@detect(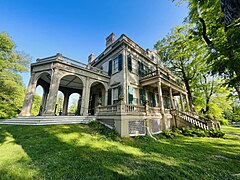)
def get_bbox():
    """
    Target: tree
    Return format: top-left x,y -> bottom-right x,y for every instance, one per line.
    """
193,73 -> 232,124
173,0 -> 240,100
68,98 -> 78,115
31,94 -> 42,116
0,32 -> 30,119
155,24 -> 206,111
